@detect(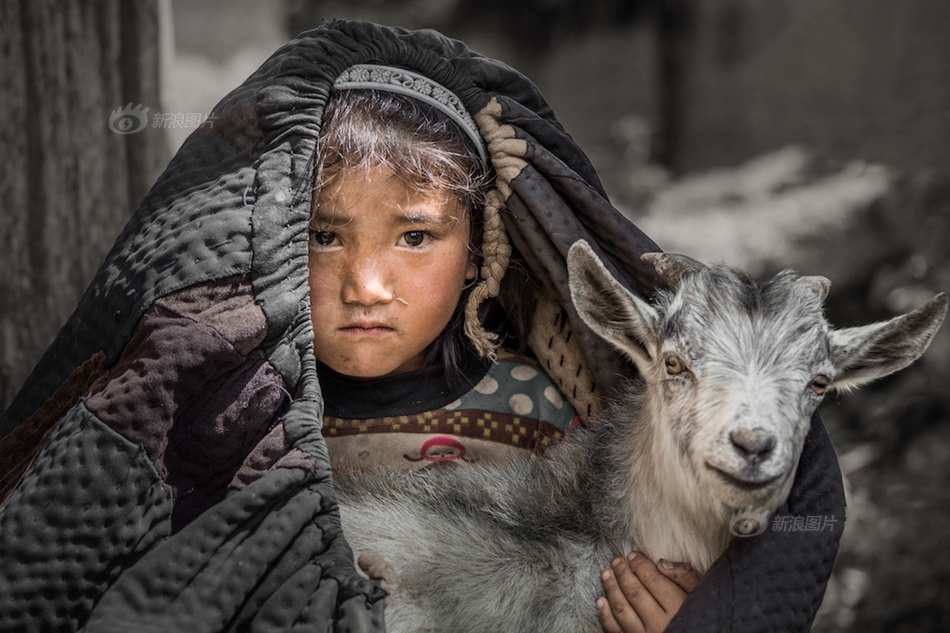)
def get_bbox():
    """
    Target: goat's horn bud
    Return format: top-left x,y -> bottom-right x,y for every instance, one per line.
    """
798,275 -> 831,302
641,252 -> 707,287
